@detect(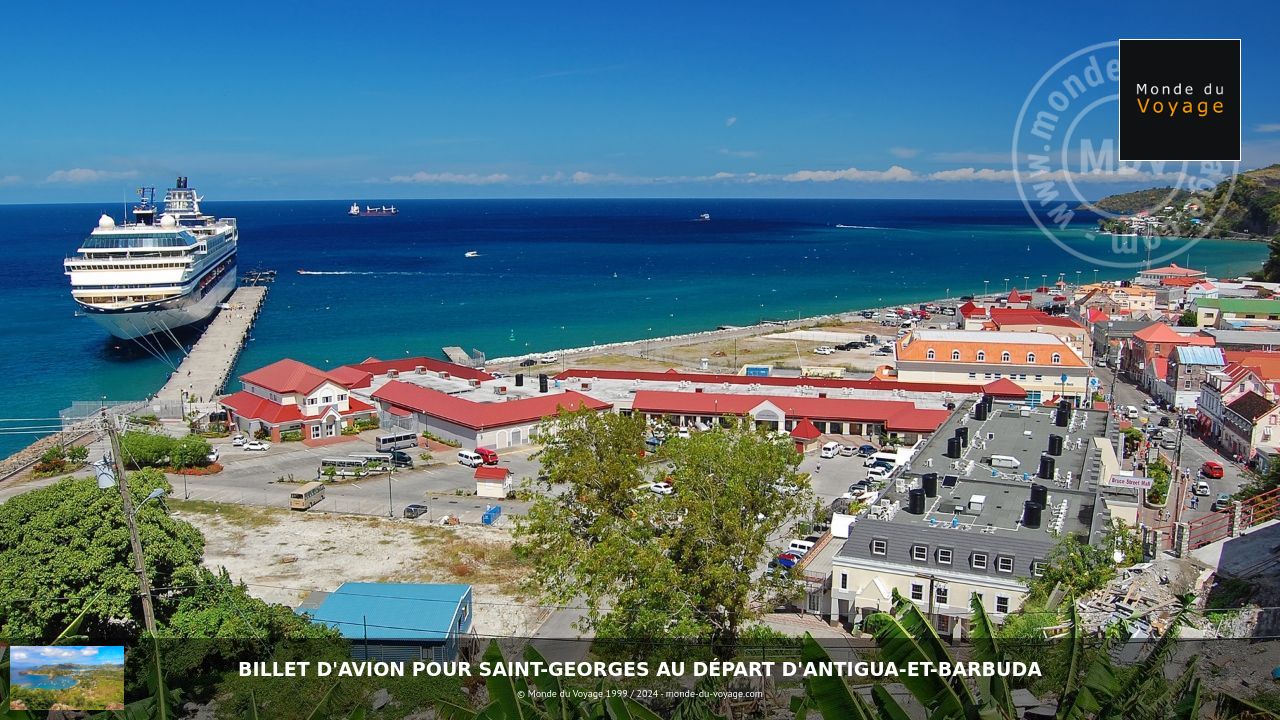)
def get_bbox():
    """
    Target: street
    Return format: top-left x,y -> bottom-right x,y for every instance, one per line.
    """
1095,365 -> 1252,528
